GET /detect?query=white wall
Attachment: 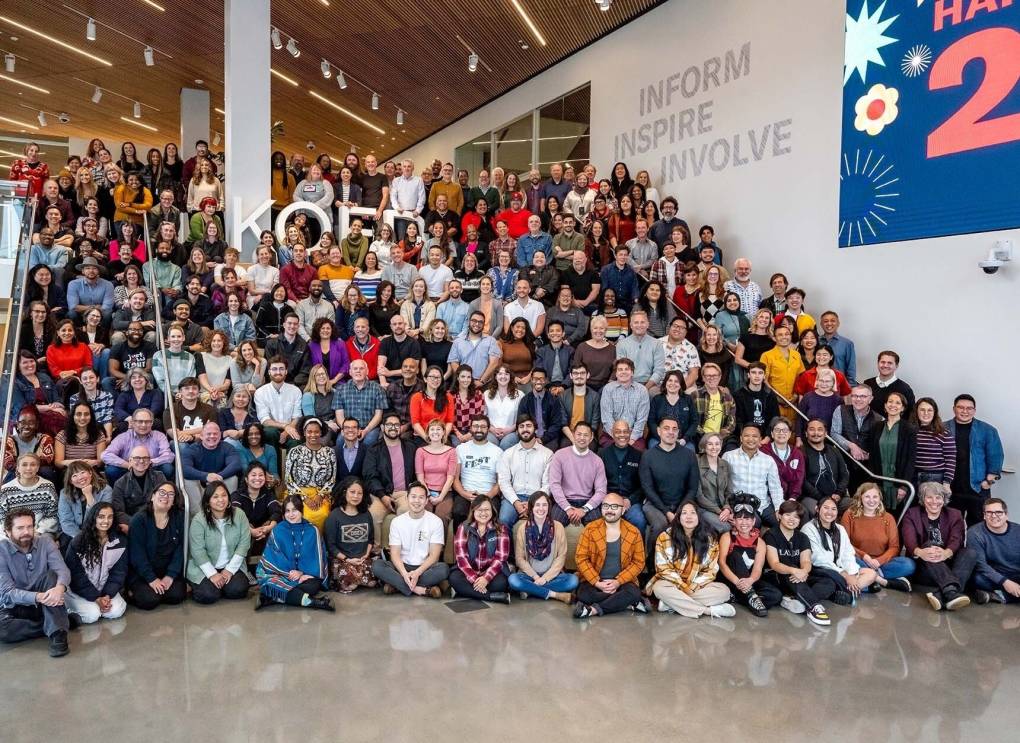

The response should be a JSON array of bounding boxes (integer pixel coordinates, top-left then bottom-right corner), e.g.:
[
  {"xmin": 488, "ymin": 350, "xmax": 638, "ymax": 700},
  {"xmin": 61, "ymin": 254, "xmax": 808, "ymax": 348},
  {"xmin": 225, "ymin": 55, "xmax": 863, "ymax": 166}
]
[{"xmin": 398, "ymin": 0, "xmax": 1017, "ymax": 503}]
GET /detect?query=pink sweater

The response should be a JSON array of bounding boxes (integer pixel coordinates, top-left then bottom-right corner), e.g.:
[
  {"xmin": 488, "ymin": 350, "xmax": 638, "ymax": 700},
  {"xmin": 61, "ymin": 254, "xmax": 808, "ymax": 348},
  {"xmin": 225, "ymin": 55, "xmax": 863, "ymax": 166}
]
[
  {"xmin": 414, "ymin": 446, "xmax": 458, "ymax": 492},
  {"xmin": 548, "ymin": 447, "xmax": 608, "ymax": 511}
]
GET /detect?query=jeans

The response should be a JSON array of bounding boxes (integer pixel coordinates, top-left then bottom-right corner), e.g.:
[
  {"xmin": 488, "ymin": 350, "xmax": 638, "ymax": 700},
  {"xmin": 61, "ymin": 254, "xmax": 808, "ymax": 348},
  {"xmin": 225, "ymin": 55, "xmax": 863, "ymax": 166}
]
[
  {"xmin": 497, "ymin": 432, "xmax": 520, "ymax": 451},
  {"xmin": 129, "ymin": 575, "xmax": 187, "ymax": 610},
  {"xmin": 189, "ymin": 570, "xmax": 250, "ymax": 604},
  {"xmin": 106, "ymin": 462, "xmax": 176, "ymax": 485},
  {"xmin": 92, "ymin": 347, "xmax": 110, "ymax": 378},
  {"xmin": 508, "ymin": 571, "xmax": 579, "ymax": 600},
  {"xmin": 362, "ymin": 427, "xmax": 381, "ymax": 446},
  {"xmin": 912, "ymin": 547, "xmax": 977, "ymax": 595},
  {"xmin": 499, "ymin": 495, "xmax": 529, "ymax": 529},
  {"xmin": 857, "ymin": 555, "xmax": 915, "ymax": 580},
  {"xmin": 974, "ymin": 572, "xmax": 1020, "ymax": 601},
  {"xmin": 622, "ymin": 503, "xmax": 647, "ymax": 533}
]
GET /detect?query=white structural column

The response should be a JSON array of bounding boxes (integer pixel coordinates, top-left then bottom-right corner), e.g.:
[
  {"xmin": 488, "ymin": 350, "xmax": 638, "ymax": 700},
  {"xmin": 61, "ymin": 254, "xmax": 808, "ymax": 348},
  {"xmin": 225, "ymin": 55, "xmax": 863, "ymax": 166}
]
[
  {"xmin": 224, "ymin": 0, "xmax": 271, "ymax": 258},
  {"xmin": 179, "ymin": 88, "xmax": 210, "ymax": 158}
]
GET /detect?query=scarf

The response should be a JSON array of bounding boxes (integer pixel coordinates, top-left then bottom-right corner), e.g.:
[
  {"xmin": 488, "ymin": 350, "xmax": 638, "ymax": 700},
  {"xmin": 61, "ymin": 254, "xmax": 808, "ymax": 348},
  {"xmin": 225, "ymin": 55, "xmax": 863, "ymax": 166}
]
[
  {"xmin": 525, "ymin": 518, "xmax": 554, "ymax": 561},
  {"xmin": 815, "ymin": 518, "xmax": 841, "ymax": 556},
  {"xmin": 727, "ymin": 527, "xmax": 760, "ymax": 555}
]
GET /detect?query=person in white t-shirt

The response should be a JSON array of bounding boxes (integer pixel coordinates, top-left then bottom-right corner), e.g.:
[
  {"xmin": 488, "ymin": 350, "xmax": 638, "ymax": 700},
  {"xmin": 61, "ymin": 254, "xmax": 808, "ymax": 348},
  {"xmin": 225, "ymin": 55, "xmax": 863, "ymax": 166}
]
[
  {"xmin": 454, "ymin": 415, "xmax": 504, "ymax": 527},
  {"xmin": 502, "ymin": 278, "xmax": 546, "ymax": 337},
  {"xmin": 371, "ymin": 482, "xmax": 450, "ymax": 597},
  {"xmin": 418, "ymin": 245, "xmax": 454, "ymax": 302}
]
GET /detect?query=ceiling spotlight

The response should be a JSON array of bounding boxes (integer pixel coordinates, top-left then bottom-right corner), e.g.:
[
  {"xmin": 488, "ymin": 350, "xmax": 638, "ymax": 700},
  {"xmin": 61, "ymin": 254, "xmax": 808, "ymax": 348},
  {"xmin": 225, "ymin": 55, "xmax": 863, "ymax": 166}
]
[
  {"xmin": 519, "ymin": 39, "xmax": 529, "ymax": 50},
  {"xmin": 143, "ymin": 46, "xmax": 155, "ymax": 66},
  {"xmin": 133, "ymin": 101, "xmax": 141, "ymax": 118},
  {"xmin": 286, "ymin": 37, "xmax": 300, "ymax": 58},
  {"xmin": 86, "ymin": 17, "xmax": 97, "ymax": 41},
  {"xmin": 37, "ymin": 110, "xmax": 47, "ymax": 127},
  {"xmin": 396, "ymin": 109, "xmax": 404, "ymax": 125},
  {"xmin": 270, "ymin": 27, "xmax": 282, "ymax": 49},
  {"xmin": 336, "ymin": 71, "xmax": 347, "ymax": 89},
  {"xmin": 371, "ymin": 92, "xmax": 379, "ymax": 110},
  {"xmin": 598, "ymin": 0, "xmax": 612, "ymax": 10},
  {"xmin": 320, "ymin": 59, "xmax": 331, "ymax": 78},
  {"xmin": 3, "ymin": 53, "xmax": 13, "ymax": 73},
  {"xmin": 91, "ymin": 85, "xmax": 102, "ymax": 103},
  {"xmin": 213, "ymin": 132, "xmax": 221, "ymax": 146},
  {"xmin": 467, "ymin": 52, "xmax": 479, "ymax": 72}
]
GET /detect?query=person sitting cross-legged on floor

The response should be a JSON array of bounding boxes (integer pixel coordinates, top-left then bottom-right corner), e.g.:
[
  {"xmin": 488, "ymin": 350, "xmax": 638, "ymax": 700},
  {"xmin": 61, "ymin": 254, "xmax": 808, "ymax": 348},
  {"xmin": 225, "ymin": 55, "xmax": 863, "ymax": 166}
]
[
  {"xmin": 764, "ymin": 500, "xmax": 835, "ymax": 627},
  {"xmin": 63, "ymin": 501, "xmax": 128, "ymax": 624},
  {"xmin": 449, "ymin": 495, "xmax": 512, "ymax": 603},
  {"xmin": 572, "ymin": 492, "xmax": 647, "ymax": 618},
  {"xmin": 647, "ymin": 501, "xmax": 735, "ymax": 618},
  {"xmin": 371, "ymin": 482, "xmax": 450, "ymax": 598},
  {"xmin": 255, "ymin": 494, "xmax": 334, "ymax": 612},
  {"xmin": 186, "ymin": 482, "xmax": 252, "ymax": 605},
  {"xmin": 508, "ymin": 491, "xmax": 578, "ymax": 603},
  {"xmin": 967, "ymin": 497, "xmax": 1020, "ymax": 605},
  {"xmin": 801, "ymin": 494, "xmax": 878, "ymax": 607},
  {"xmin": 840, "ymin": 482, "xmax": 914, "ymax": 592}
]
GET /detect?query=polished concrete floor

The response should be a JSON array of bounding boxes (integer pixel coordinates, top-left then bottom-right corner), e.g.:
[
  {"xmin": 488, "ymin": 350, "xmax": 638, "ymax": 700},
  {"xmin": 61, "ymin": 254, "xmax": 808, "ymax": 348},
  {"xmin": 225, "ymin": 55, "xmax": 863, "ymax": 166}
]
[{"xmin": 3, "ymin": 589, "xmax": 1020, "ymax": 742}]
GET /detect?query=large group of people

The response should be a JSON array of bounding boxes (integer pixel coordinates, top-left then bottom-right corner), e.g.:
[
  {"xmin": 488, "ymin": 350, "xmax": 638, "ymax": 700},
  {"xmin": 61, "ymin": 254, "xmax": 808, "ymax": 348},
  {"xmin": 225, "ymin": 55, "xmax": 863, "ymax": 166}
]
[{"xmin": 2, "ymin": 148, "xmax": 1012, "ymax": 658}]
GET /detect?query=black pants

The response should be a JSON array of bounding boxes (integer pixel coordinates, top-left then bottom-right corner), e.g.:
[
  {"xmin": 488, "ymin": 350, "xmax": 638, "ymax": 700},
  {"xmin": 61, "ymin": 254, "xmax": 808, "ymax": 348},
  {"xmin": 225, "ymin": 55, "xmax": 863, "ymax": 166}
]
[
  {"xmin": 950, "ymin": 490, "xmax": 987, "ymax": 527},
  {"xmin": 285, "ymin": 578, "xmax": 324, "ymax": 606},
  {"xmin": 130, "ymin": 575, "xmax": 187, "ymax": 610},
  {"xmin": 775, "ymin": 569, "xmax": 838, "ymax": 608},
  {"xmin": 723, "ymin": 554, "xmax": 783, "ymax": 608},
  {"xmin": 576, "ymin": 581, "xmax": 642, "ymax": 615},
  {"xmin": 913, "ymin": 548, "xmax": 977, "ymax": 595},
  {"xmin": 449, "ymin": 569, "xmax": 509, "ymax": 600},
  {"xmin": 189, "ymin": 571, "xmax": 250, "ymax": 605},
  {"xmin": 0, "ymin": 570, "xmax": 69, "ymax": 643}
]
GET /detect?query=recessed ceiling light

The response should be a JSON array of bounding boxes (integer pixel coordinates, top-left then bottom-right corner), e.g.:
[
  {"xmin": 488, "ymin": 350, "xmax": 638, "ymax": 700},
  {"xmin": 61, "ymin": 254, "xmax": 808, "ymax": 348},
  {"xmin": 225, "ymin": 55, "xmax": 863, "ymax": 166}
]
[{"xmin": 194, "ymin": 79, "xmax": 203, "ymax": 84}]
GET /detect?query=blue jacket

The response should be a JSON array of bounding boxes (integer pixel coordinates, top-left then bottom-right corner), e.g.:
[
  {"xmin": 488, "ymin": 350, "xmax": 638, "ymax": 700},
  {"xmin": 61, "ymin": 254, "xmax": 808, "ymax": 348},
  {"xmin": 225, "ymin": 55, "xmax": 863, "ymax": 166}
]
[
  {"xmin": 946, "ymin": 418, "xmax": 1004, "ymax": 494},
  {"xmin": 213, "ymin": 312, "xmax": 256, "ymax": 349},
  {"xmin": 535, "ymin": 343, "xmax": 574, "ymax": 386},
  {"xmin": 11, "ymin": 372, "xmax": 59, "ymax": 421},
  {"xmin": 599, "ymin": 263, "xmax": 639, "ymax": 312},
  {"xmin": 515, "ymin": 232, "xmax": 552, "ymax": 267}
]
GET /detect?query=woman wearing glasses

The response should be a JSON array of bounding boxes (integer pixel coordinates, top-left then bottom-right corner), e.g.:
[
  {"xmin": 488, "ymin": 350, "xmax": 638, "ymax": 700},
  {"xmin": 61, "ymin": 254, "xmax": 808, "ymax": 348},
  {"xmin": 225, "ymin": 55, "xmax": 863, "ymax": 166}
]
[{"xmin": 127, "ymin": 482, "xmax": 187, "ymax": 610}]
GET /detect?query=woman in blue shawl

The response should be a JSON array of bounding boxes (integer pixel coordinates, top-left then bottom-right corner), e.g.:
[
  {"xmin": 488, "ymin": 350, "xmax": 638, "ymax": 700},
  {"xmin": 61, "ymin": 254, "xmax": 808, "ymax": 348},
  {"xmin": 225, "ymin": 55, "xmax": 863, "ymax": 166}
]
[{"xmin": 255, "ymin": 494, "xmax": 334, "ymax": 612}]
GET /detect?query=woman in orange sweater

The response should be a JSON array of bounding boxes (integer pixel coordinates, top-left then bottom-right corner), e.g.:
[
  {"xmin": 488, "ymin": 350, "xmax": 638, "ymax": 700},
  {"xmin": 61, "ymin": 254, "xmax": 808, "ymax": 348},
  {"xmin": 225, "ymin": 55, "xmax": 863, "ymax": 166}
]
[
  {"xmin": 840, "ymin": 482, "xmax": 914, "ymax": 592},
  {"xmin": 112, "ymin": 172, "xmax": 153, "ymax": 228},
  {"xmin": 409, "ymin": 365, "xmax": 454, "ymax": 444},
  {"xmin": 46, "ymin": 320, "xmax": 93, "ymax": 401}
]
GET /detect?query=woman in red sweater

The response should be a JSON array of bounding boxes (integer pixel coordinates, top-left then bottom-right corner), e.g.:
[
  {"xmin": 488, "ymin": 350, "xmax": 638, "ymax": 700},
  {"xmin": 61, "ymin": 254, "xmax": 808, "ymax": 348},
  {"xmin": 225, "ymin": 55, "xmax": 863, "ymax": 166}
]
[
  {"xmin": 840, "ymin": 482, "xmax": 915, "ymax": 592},
  {"xmin": 46, "ymin": 319, "xmax": 93, "ymax": 380},
  {"xmin": 409, "ymin": 365, "xmax": 454, "ymax": 444}
]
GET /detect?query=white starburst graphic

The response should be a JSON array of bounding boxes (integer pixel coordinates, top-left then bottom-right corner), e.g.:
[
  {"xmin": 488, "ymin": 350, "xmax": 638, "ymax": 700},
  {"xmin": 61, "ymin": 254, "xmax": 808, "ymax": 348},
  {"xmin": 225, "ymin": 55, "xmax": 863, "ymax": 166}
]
[
  {"xmin": 901, "ymin": 44, "xmax": 932, "ymax": 77},
  {"xmin": 844, "ymin": 0, "xmax": 899, "ymax": 86},
  {"xmin": 839, "ymin": 149, "xmax": 900, "ymax": 247}
]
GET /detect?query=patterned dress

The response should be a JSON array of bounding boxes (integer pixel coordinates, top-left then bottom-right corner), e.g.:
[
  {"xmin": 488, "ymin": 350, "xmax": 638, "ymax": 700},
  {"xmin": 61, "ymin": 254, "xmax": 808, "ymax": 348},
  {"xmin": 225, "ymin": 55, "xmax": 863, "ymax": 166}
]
[{"xmin": 285, "ymin": 445, "xmax": 337, "ymax": 531}]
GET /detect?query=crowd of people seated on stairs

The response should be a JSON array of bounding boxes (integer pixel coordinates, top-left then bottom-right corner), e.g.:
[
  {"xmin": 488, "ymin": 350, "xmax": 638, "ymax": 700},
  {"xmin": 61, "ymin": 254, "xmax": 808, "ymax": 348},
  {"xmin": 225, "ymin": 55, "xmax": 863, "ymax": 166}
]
[{"xmin": 1, "ymin": 148, "xmax": 1011, "ymax": 656}]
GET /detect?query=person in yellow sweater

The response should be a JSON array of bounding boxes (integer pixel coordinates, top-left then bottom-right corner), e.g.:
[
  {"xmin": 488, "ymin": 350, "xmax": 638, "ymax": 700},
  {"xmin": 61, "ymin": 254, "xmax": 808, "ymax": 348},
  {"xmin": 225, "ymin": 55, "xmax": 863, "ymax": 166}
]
[
  {"xmin": 761, "ymin": 325, "xmax": 805, "ymax": 423},
  {"xmin": 113, "ymin": 172, "xmax": 153, "ymax": 227},
  {"xmin": 427, "ymin": 162, "xmax": 464, "ymax": 215}
]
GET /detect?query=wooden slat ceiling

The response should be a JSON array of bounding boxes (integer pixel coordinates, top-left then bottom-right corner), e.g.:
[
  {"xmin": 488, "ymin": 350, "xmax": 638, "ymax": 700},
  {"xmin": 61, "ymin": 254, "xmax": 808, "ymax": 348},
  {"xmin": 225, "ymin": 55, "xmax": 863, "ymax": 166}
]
[{"xmin": 0, "ymin": 0, "xmax": 662, "ymax": 161}]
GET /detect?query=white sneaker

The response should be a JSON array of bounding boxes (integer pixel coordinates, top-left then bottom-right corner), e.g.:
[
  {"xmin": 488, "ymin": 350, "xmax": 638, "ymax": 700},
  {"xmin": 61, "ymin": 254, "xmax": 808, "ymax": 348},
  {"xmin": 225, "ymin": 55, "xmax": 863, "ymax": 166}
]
[
  {"xmin": 709, "ymin": 603, "xmax": 736, "ymax": 618},
  {"xmin": 657, "ymin": 601, "xmax": 674, "ymax": 613},
  {"xmin": 780, "ymin": 596, "xmax": 806, "ymax": 614}
]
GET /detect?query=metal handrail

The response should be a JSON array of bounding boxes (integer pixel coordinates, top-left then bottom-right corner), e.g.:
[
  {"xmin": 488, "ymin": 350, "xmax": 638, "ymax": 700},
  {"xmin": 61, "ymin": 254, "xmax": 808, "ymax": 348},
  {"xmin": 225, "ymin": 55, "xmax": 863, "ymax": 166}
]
[
  {"xmin": 0, "ymin": 198, "xmax": 39, "ymax": 456},
  {"xmin": 634, "ymin": 267, "xmax": 916, "ymax": 522},
  {"xmin": 143, "ymin": 218, "xmax": 191, "ymax": 556}
]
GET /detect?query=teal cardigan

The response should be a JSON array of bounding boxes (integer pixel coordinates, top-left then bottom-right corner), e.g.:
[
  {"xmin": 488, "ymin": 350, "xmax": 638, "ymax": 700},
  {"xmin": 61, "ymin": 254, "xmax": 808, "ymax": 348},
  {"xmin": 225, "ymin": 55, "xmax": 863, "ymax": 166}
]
[{"xmin": 185, "ymin": 509, "xmax": 252, "ymax": 585}]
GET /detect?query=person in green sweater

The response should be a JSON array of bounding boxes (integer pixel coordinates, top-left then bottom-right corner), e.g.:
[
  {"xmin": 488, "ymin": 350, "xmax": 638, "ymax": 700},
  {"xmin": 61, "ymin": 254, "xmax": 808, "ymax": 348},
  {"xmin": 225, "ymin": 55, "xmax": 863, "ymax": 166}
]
[{"xmin": 186, "ymin": 482, "xmax": 251, "ymax": 604}]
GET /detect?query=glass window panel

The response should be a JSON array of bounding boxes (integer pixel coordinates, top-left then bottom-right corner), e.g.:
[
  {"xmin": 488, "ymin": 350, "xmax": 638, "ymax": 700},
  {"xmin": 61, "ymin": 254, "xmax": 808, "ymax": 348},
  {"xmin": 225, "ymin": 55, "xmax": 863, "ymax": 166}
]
[
  {"xmin": 455, "ymin": 131, "xmax": 491, "ymax": 178},
  {"xmin": 494, "ymin": 114, "xmax": 533, "ymax": 176},
  {"xmin": 538, "ymin": 84, "xmax": 590, "ymax": 177}
]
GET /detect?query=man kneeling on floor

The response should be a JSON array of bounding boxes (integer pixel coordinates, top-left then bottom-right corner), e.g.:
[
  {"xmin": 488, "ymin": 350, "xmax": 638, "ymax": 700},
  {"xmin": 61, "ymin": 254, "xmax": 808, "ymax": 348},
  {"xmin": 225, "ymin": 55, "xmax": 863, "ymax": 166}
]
[
  {"xmin": 573, "ymin": 492, "xmax": 648, "ymax": 618},
  {"xmin": 372, "ymin": 481, "xmax": 450, "ymax": 597}
]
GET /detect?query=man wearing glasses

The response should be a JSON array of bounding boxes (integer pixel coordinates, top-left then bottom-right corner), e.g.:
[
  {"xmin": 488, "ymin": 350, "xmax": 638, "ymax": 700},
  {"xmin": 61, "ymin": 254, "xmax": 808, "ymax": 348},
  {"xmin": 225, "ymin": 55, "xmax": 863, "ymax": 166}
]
[
  {"xmin": 109, "ymin": 444, "xmax": 168, "ymax": 534},
  {"xmin": 364, "ymin": 412, "xmax": 419, "ymax": 546},
  {"xmin": 573, "ymin": 492, "xmax": 648, "ymax": 619},
  {"xmin": 968, "ymin": 498, "xmax": 1020, "ymax": 605},
  {"xmin": 102, "ymin": 410, "xmax": 175, "ymax": 486},
  {"xmin": 947, "ymin": 394, "xmax": 1004, "ymax": 526}
]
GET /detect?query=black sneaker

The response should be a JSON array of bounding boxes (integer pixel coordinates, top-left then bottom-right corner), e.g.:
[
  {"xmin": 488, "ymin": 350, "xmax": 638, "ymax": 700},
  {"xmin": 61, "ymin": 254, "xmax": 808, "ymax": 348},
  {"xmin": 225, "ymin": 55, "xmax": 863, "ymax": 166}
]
[
  {"xmin": 310, "ymin": 596, "xmax": 336, "ymax": 612},
  {"xmin": 832, "ymin": 590, "xmax": 854, "ymax": 606},
  {"xmin": 487, "ymin": 592, "xmax": 511, "ymax": 605},
  {"xmin": 631, "ymin": 597, "xmax": 651, "ymax": 614},
  {"xmin": 973, "ymin": 589, "xmax": 992, "ymax": 605},
  {"xmin": 573, "ymin": 602, "xmax": 592, "ymax": 619},
  {"xmin": 254, "ymin": 593, "xmax": 274, "ymax": 611},
  {"xmin": 944, "ymin": 591, "xmax": 971, "ymax": 611},
  {"xmin": 48, "ymin": 630, "xmax": 69, "ymax": 658},
  {"xmin": 887, "ymin": 577, "xmax": 912, "ymax": 593},
  {"xmin": 67, "ymin": 612, "xmax": 82, "ymax": 630},
  {"xmin": 747, "ymin": 592, "xmax": 768, "ymax": 617}
]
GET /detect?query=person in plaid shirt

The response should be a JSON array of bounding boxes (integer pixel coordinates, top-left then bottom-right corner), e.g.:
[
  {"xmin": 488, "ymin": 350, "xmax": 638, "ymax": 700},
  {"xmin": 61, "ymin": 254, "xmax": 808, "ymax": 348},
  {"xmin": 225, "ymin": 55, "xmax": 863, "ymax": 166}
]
[
  {"xmin": 573, "ymin": 492, "xmax": 648, "ymax": 618},
  {"xmin": 449, "ymin": 495, "xmax": 511, "ymax": 603},
  {"xmin": 331, "ymin": 360, "xmax": 386, "ymax": 445}
]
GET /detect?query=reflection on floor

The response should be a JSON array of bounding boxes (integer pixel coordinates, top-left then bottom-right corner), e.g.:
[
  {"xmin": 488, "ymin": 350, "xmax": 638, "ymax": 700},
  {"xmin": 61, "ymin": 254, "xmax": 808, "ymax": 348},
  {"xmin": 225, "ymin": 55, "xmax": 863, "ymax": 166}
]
[{"xmin": 3, "ymin": 590, "xmax": 1020, "ymax": 741}]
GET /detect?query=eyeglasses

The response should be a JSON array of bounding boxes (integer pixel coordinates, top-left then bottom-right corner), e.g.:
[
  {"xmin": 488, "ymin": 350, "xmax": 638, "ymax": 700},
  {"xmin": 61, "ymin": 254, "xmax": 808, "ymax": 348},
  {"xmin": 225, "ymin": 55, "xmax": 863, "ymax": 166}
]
[
  {"xmin": 984, "ymin": 511, "xmax": 1006, "ymax": 517},
  {"xmin": 130, "ymin": 455, "xmax": 151, "ymax": 461},
  {"xmin": 600, "ymin": 504, "xmax": 624, "ymax": 511}
]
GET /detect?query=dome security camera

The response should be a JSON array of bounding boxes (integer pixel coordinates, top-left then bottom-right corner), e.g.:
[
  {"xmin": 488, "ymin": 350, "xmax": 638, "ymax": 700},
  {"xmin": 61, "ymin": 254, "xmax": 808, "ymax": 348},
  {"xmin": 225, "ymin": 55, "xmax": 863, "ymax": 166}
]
[
  {"xmin": 57, "ymin": 112, "xmax": 71, "ymax": 124},
  {"xmin": 979, "ymin": 239, "xmax": 1013, "ymax": 275},
  {"xmin": 306, "ymin": 140, "xmax": 316, "ymax": 150}
]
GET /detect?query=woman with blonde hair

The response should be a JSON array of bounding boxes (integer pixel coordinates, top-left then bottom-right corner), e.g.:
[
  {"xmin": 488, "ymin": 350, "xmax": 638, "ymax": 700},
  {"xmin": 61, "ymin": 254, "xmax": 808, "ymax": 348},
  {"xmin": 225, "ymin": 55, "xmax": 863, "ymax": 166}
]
[
  {"xmin": 186, "ymin": 157, "xmax": 223, "ymax": 213},
  {"xmin": 197, "ymin": 329, "xmax": 233, "ymax": 408},
  {"xmin": 840, "ymin": 481, "xmax": 914, "ymax": 591},
  {"xmin": 399, "ymin": 277, "xmax": 436, "ymax": 339},
  {"xmin": 302, "ymin": 364, "xmax": 339, "ymax": 443}
]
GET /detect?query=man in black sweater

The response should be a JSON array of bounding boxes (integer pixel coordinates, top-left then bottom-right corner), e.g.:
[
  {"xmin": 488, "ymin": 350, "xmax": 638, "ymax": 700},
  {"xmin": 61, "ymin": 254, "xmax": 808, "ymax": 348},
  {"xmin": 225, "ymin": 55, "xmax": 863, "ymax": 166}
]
[
  {"xmin": 801, "ymin": 419, "xmax": 850, "ymax": 515},
  {"xmin": 864, "ymin": 350, "xmax": 915, "ymax": 415},
  {"xmin": 639, "ymin": 417, "xmax": 700, "ymax": 543},
  {"xmin": 599, "ymin": 420, "xmax": 645, "ymax": 532}
]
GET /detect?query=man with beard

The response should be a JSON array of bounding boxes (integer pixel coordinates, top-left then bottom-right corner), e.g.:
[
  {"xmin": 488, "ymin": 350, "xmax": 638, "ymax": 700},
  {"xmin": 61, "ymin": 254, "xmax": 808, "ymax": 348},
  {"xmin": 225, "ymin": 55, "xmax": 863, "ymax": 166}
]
[
  {"xmin": 165, "ymin": 299, "xmax": 207, "ymax": 353},
  {"xmin": 107, "ymin": 321, "xmax": 156, "ymax": 392},
  {"xmin": 143, "ymin": 240, "xmax": 183, "ymax": 310},
  {"xmin": 453, "ymin": 415, "xmax": 503, "ymax": 528},
  {"xmin": 265, "ymin": 313, "xmax": 309, "ymax": 386},
  {"xmin": 281, "ymin": 243, "xmax": 317, "ymax": 302},
  {"xmin": 0, "ymin": 509, "xmax": 73, "ymax": 656},
  {"xmin": 295, "ymin": 278, "xmax": 335, "ymax": 342},
  {"xmin": 496, "ymin": 415, "xmax": 552, "ymax": 529},
  {"xmin": 253, "ymin": 357, "xmax": 302, "ymax": 448},
  {"xmin": 364, "ymin": 411, "xmax": 419, "ymax": 546}
]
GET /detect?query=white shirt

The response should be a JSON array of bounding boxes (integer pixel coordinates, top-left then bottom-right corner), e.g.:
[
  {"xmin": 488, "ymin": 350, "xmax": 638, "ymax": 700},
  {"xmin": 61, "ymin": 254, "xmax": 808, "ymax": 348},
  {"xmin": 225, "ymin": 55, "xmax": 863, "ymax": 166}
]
[
  {"xmin": 390, "ymin": 175, "xmax": 425, "ymax": 213},
  {"xmin": 214, "ymin": 263, "xmax": 248, "ymax": 284},
  {"xmin": 254, "ymin": 382, "xmax": 302, "ymax": 425},
  {"xmin": 484, "ymin": 391, "xmax": 521, "ymax": 429},
  {"xmin": 457, "ymin": 440, "xmax": 503, "ymax": 493},
  {"xmin": 497, "ymin": 442, "xmax": 552, "ymax": 501},
  {"xmin": 723, "ymin": 448, "xmax": 784, "ymax": 511},
  {"xmin": 248, "ymin": 263, "xmax": 280, "ymax": 295},
  {"xmin": 503, "ymin": 298, "xmax": 545, "ymax": 334},
  {"xmin": 418, "ymin": 263, "xmax": 454, "ymax": 298},
  {"xmin": 801, "ymin": 521, "xmax": 860, "ymax": 575},
  {"xmin": 388, "ymin": 511, "xmax": 445, "ymax": 566}
]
